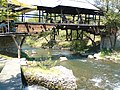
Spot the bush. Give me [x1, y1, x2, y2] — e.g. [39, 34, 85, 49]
[100, 49, 112, 57]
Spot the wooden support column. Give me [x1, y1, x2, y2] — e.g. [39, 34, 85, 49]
[88, 15, 90, 24]
[95, 14, 96, 24]
[76, 30, 83, 40]
[54, 14, 57, 23]
[98, 15, 100, 25]
[53, 28, 56, 40]
[85, 14, 87, 24]
[81, 30, 83, 40]
[66, 29, 68, 41]
[57, 29, 59, 35]
[11, 35, 26, 59]
[72, 15, 75, 23]
[22, 14, 24, 22]
[38, 10, 41, 22]
[76, 30, 79, 40]
[42, 10, 44, 23]
[60, 8, 63, 23]
[70, 30, 72, 41]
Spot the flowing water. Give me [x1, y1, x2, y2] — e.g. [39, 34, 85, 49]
[22, 45, 120, 90]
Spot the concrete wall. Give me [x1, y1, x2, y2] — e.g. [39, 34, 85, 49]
[0, 36, 21, 54]
[100, 35, 113, 50]
[100, 31, 120, 49]
[115, 31, 120, 48]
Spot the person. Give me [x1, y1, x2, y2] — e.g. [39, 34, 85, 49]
[77, 15, 83, 24]
[0, 20, 7, 33]
[61, 14, 67, 23]
[10, 20, 16, 32]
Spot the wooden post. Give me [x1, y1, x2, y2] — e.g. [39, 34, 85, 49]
[11, 36, 26, 59]
[66, 29, 68, 41]
[70, 29, 72, 41]
[95, 14, 96, 24]
[43, 10, 44, 23]
[98, 15, 100, 25]
[18, 45, 21, 59]
[76, 30, 79, 40]
[39, 10, 41, 22]
[73, 15, 75, 23]
[54, 13, 56, 23]
[22, 14, 24, 22]
[61, 8, 63, 23]
[88, 15, 90, 24]
[53, 28, 56, 40]
[85, 14, 87, 24]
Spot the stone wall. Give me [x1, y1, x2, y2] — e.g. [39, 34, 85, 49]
[0, 36, 21, 54]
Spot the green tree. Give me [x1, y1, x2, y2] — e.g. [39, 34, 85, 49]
[0, 0, 19, 21]
[95, 0, 120, 49]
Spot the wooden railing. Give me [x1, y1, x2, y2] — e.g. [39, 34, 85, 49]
[16, 22, 55, 34]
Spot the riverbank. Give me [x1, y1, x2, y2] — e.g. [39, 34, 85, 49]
[88, 50, 120, 63]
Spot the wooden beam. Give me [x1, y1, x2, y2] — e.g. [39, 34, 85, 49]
[20, 36, 26, 47]
[25, 23, 30, 32]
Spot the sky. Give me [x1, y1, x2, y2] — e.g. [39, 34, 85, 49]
[86, 0, 95, 4]
[16, 0, 96, 6]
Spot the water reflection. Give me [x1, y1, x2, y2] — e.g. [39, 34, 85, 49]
[22, 45, 120, 90]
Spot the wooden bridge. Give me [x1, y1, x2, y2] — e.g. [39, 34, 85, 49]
[0, 21, 105, 58]
[0, 0, 106, 58]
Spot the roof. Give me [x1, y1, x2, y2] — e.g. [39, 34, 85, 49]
[7, 0, 99, 10]
[60, 0, 99, 10]
[7, 0, 103, 15]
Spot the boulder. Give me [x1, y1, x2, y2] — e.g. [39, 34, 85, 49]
[23, 66, 77, 90]
[88, 55, 94, 59]
[59, 57, 68, 61]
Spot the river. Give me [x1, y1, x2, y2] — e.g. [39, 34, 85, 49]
[22, 45, 120, 90]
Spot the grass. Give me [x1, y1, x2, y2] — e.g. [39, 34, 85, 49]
[22, 65, 60, 75]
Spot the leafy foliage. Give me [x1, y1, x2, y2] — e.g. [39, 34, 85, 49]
[95, 0, 120, 49]
[0, 0, 19, 21]
[100, 48, 112, 56]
